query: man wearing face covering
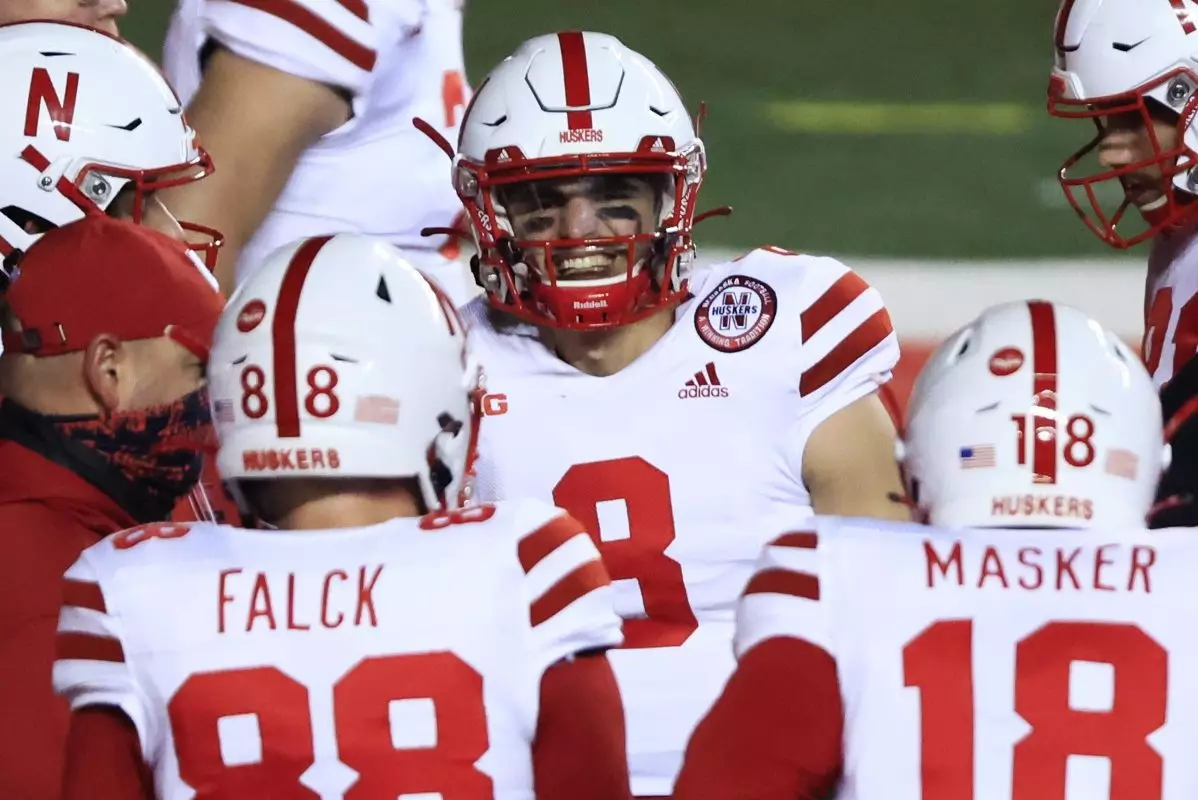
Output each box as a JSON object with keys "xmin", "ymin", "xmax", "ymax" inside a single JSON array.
[{"xmin": 0, "ymin": 215, "xmax": 223, "ymax": 799}]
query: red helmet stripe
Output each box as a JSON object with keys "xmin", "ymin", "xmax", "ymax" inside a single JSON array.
[
  {"xmin": 1028, "ymin": 301, "xmax": 1059, "ymax": 485},
  {"xmin": 557, "ymin": 31, "xmax": 594, "ymax": 130},
  {"xmin": 272, "ymin": 236, "xmax": 332, "ymax": 437}
]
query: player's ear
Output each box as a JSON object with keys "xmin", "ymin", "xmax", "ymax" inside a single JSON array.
[{"xmin": 81, "ymin": 333, "xmax": 126, "ymax": 413}]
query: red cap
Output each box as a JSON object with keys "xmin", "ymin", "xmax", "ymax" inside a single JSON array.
[{"xmin": 1, "ymin": 215, "xmax": 223, "ymax": 359}]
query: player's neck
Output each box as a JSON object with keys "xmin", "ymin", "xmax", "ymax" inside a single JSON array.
[
  {"xmin": 269, "ymin": 482, "xmax": 426, "ymax": 531},
  {"xmin": 542, "ymin": 304, "xmax": 675, "ymax": 377}
]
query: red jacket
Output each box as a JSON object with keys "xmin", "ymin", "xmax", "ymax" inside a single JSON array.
[{"xmin": 0, "ymin": 439, "xmax": 137, "ymax": 800}]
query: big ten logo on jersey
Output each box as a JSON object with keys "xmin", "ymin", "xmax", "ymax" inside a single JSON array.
[
  {"xmin": 480, "ymin": 392, "xmax": 508, "ymax": 416},
  {"xmin": 112, "ymin": 523, "xmax": 193, "ymax": 550},
  {"xmin": 217, "ymin": 564, "xmax": 384, "ymax": 634},
  {"xmin": 25, "ymin": 67, "xmax": 79, "ymax": 142},
  {"xmin": 694, "ymin": 274, "xmax": 778, "ymax": 353},
  {"xmin": 903, "ymin": 618, "xmax": 1168, "ymax": 799},
  {"xmin": 167, "ymin": 651, "xmax": 494, "ymax": 797},
  {"xmin": 553, "ymin": 456, "xmax": 697, "ymax": 649}
]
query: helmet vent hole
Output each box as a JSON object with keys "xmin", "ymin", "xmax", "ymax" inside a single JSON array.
[
  {"xmin": 376, "ymin": 276, "xmax": 392, "ymax": 303},
  {"xmin": 951, "ymin": 332, "xmax": 972, "ymax": 361}
]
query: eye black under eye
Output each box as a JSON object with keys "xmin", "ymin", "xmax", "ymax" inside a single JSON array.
[{"xmin": 600, "ymin": 205, "xmax": 640, "ymax": 220}]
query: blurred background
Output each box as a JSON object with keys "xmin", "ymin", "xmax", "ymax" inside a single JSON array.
[
  {"xmin": 124, "ymin": 0, "xmax": 1117, "ymax": 259},
  {"xmin": 123, "ymin": 1, "xmax": 1146, "ymax": 392}
]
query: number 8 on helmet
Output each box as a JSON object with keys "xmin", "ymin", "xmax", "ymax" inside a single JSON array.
[{"xmin": 207, "ymin": 233, "xmax": 481, "ymax": 519}]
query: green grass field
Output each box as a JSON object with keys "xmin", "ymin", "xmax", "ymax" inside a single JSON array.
[{"xmin": 122, "ymin": 0, "xmax": 1118, "ymax": 260}]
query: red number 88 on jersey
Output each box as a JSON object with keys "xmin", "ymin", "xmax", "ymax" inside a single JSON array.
[{"xmin": 168, "ymin": 653, "xmax": 494, "ymax": 798}]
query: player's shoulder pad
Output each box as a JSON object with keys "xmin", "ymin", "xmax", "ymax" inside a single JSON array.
[
  {"xmin": 743, "ymin": 526, "xmax": 824, "ymax": 601},
  {"xmin": 504, "ymin": 498, "xmax": 589, "ymax": 561},
  {"xmin": 88, "ymin": 520, "xmax": 222, "ymax": 568}
]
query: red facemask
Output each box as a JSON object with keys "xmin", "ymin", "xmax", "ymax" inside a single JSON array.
[{"xmin": 1048, "ymin": 69, "xmax": 1198, "ymax": 248}]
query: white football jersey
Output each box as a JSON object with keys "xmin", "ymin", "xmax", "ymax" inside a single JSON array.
[
  {"xmin": 737, "ymin": 516, "xmax": 1198, "ymax": 800},
  {"xmin": 1145, "ymin": 221, "xmax": 1198, "ymax": 389},
  {"xmin": 163, "ymin": 0, "xmax": 473, "ymax": 301},
  {"xmin": 53, "ymin": 499, "xmax": 621, "ymax": 799},
  {"xmin": 463, "ymin": 246, "xmax": 900, "ymax": 795}
]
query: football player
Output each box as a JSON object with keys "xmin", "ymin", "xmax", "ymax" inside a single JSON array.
[
  {"xmin": 0, "ymin": 21, "xmax": 220, "ymax": 280},
  {"xmin": 0, "ymin": 0, "xmax": 125, "ymax": 34},
  {"xmin": 431, "ymin": 31, "xmax": 910, "ymax": 798},
  {"xmin": 158, "ymin": 0, "xmax": 474, "ymax": 302},
  {"xmin": 52, "ymin": 234, "xmax": 632, "ymax": 799},
  {"xmin": 1049, "ymin": 0, "xmax": 1198, "ymax": 388},
  {"xmin": 674, "ymin": 300, "xmax": 1176, "ymax": 799}
]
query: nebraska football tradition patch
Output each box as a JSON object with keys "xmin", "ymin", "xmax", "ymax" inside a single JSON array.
[{"xmin": 694, "ymin": 275, "xmax": 778, "ymax": 353}]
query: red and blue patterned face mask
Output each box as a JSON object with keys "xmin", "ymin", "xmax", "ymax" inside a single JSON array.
[{"xmin": 53, "ymin": 386, "xmax": 215, "ymax": 513}]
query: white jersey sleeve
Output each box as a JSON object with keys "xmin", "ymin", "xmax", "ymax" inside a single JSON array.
[
  {"xmin": 512, "ymin": 501, "xmax": 624, "ymax": 674},
  {"xmin": 792, "ymin": 254, "xmax": 899, "ymax": 440},
  {"xmin": 200, "ymin": 0, "xmax": 418, "ymax": 100},
  {"xmin": 52, "ymin": 549, "xmax": 157, "ymax": 756},
  {"xmin": 734, "ymin": 529, "xmax": 833, "ymax": 660}
]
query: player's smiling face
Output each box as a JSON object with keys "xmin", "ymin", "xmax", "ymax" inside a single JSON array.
[
  {"xmin": 1095, "ymin": 109, "xmax": 1180, "ymax": 210},
  {"xmin": 500, "ymin": 174, "xmax": 659, "ymax": 282}
]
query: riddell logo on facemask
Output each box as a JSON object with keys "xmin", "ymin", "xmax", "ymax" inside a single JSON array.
[
  {"xmin": 560, "ymin": 129, "xmax": 603, "ymax": 144},
  {"xmin": 679, "ymin": 362, "xmax": 729, "ymax": 399},
  {"xmin": 573, "ymin": 299, "xmax": 607, "ymax": 310}
]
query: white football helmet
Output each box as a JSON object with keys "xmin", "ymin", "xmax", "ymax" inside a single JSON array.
[
  {"xmin": 0, "ymin": 21, "xmax": 220, "ymax": 278},
  {"xmin": 449, "ymin": 31, "xmax": 708, "ymax": 330},
  {"xmin": 208, "ymin": 234, "xmax": 481, "ymax": 514},
  {"xmin": 1049, "ymin": 0, "xmax": 1198, "ymax": 247},
  {"xmin": 902, "ymin": 300, "xmax": 1167, "ymax": 529}
]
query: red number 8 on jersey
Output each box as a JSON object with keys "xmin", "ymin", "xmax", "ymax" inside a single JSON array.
[
  {"xmin": 168, "ymin": 653, "xmax": 493, "ymax": 798},
  {"xmin": 553, "ymin": 456, "xmax": 698, "ymax": 649}
]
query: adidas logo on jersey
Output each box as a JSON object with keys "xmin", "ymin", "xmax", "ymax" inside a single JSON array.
[{"xmin": 679, "ymin": 362, "xmax": 729, "ymax": 398}]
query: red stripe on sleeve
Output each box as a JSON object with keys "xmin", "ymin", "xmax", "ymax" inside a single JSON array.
[
  {"xmin": 800, "ymin": 308, "xmax": 894, "ymax": 396},
  {"xmin": 673, "ymin": 637, "xmax": 843, "ymax": 800},
  {"xmin": 744, "ymin": 568, "xmax": 820, "ymax": 601},
  {"xmin": 518, "ymin": 514, "xmax": 588, "ymax": 573},
  {"xmin": 271, "ymin": 236, "xmax": 332, "ymax": 438},
  {"xmin": 336, "ymin": 0, "xmax": 369, "ymax": 22},
  {"xmin": 557, "ymin": 31, "xmax": 594, "ymax": 130},
  {"xmin": 800, "ymin": 272, "xmax": 871, "ymax": 343},
  {"xmin": 530, "ymin": 560, "xmax": 610, "ymax": 627},
  {"xmin": 62, "ymin": 579, "xmax": 106, "ymax": 613},
  {"xmin": 226, "ymin": 0, "xmax": 377, "ymax": 72},
  {"xmin": 56, "ymin": 632, "xmax": 125, "ymax": 663},
  {"xmin": 771, "ymin": 531, "xmax": 818, "ymax": 550},
  {"xmin": 1028, "ymin": 301, "xmax": 1059, "ymax": 484}
]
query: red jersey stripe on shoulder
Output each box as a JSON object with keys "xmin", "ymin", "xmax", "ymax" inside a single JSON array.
[
  {"xmin": 62, "ymin": 579, "xmax": 106, "ymax": 613},
  {"xmin": 518, "ymin": 513, "xmax": 588, "ymax": 573},
  {"xmin": 744, "ymin": 568, "xmax": 820, "ymax": 601},
  {"xmin": 800, "ymin": 271, "xmax": 871, "ymax": 344},
  {"xmin": 225, "ymin": 0, "xmax": 377, "ymax": 72},
  {"xmin": 771, "ymin": 531, "xmax": 818, "ymax": 549},
  {"xmin": 800, "ymin": 308, "xmax": 894, "ymax": 397},
  {"xmin": 335, "ymin": 0, "xmax": 369, "ymax": 22},
  {"xmin": 530, "ymin": 559, "xmax": 610, "ymax": 627},
  {"xmin": 56, "ymin": 632, "xmax": 125, "ymax": 663}
]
